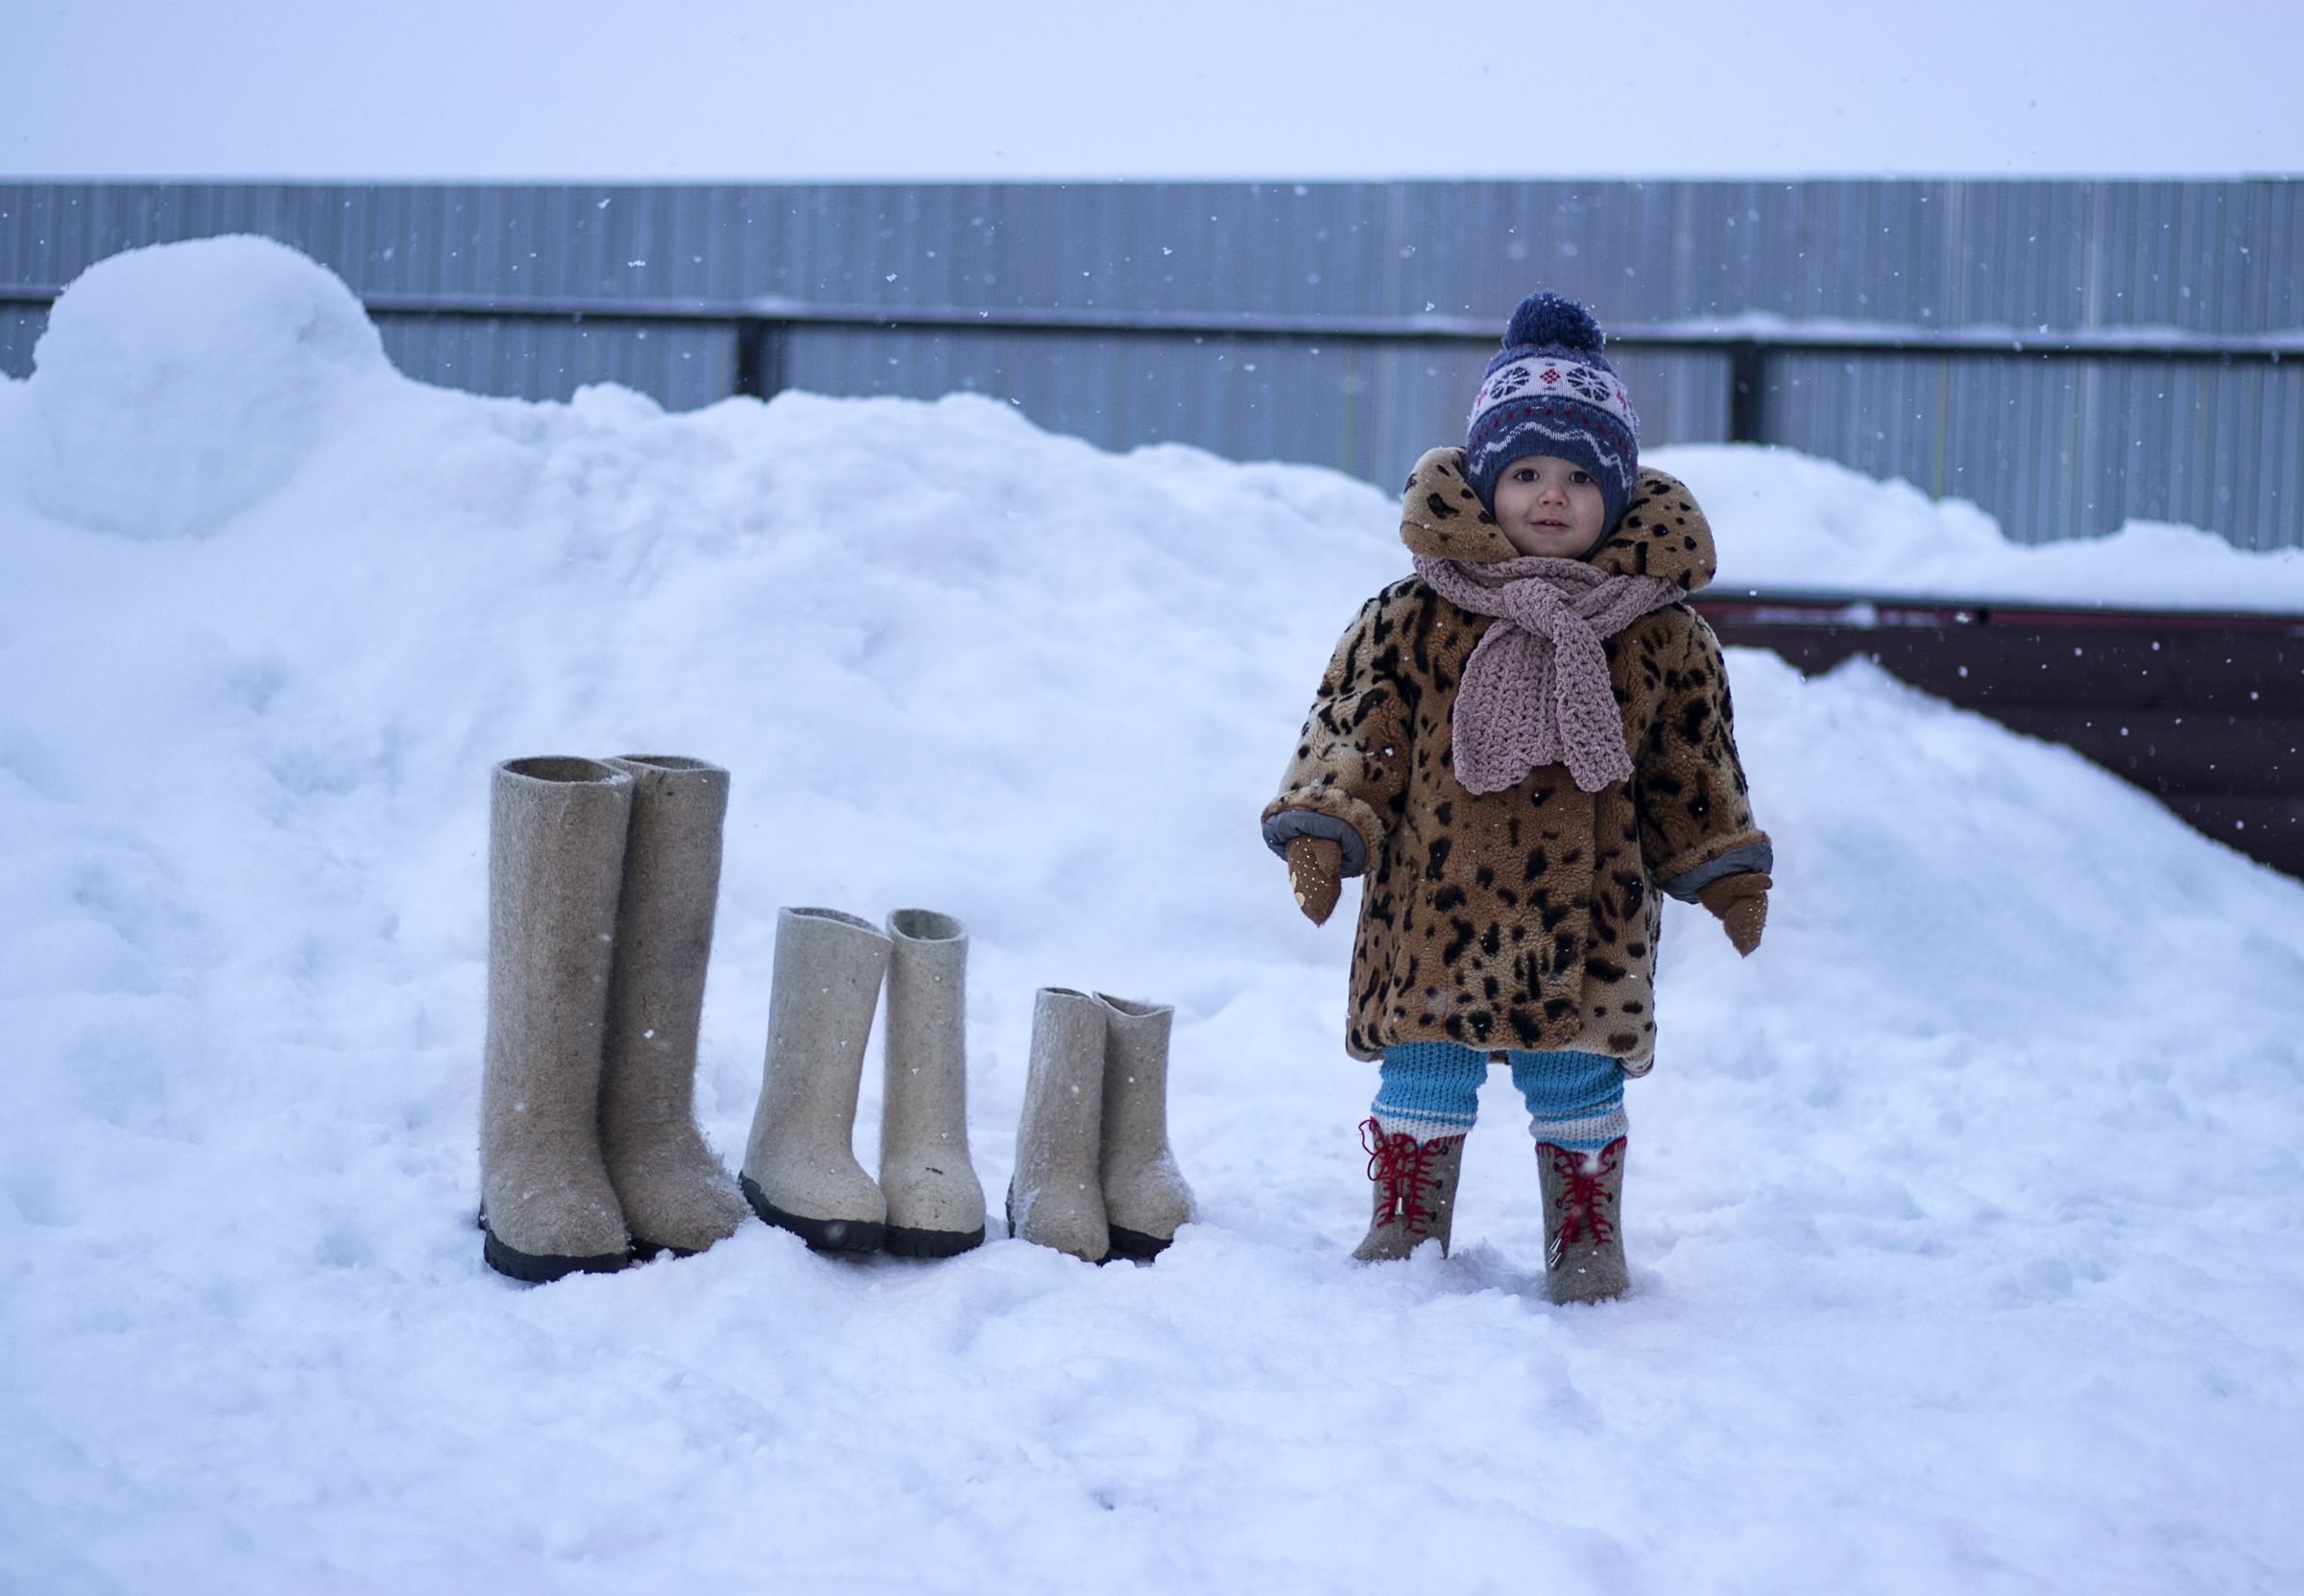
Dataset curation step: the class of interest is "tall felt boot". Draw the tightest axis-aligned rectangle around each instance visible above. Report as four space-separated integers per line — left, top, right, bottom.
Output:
596 756 748 1259
1095 993 1195 1261
1538 1137 1630 1303
1007 988 1109 1263
1352 1119 1467 1262
479 756 635 1283
740 907 890 1254
877 909 987 1258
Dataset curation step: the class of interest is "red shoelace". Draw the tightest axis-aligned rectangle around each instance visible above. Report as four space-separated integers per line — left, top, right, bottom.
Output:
1361 1117 1444 1230
1543 1137 1624 1248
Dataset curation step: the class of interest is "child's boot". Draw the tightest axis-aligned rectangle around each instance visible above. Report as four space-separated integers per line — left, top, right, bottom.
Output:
740 908 891 1253
1008 988 1110 1263
877 909 987 1257
595 756 749 1259
1094 993 1195 1261
1352 1118 1466 1261
479 757 635 1282
1538 1137 1629 1303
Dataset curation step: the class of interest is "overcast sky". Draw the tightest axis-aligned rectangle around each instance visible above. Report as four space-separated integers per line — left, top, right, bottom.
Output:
6 0 2300 181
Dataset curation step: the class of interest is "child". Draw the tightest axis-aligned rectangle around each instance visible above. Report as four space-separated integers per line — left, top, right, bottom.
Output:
1261 292 1772 1303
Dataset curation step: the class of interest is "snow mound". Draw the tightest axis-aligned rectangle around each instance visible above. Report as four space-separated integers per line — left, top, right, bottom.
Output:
3 240 2303 1594
1658 441 2304 610
22 234 393 540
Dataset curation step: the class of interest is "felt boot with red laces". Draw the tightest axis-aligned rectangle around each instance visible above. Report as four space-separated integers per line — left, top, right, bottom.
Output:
1352 1118 1467 1261
1538 1136 1629 1303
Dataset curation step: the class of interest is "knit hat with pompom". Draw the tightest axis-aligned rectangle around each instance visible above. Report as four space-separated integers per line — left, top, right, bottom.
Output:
1463 293 1642 533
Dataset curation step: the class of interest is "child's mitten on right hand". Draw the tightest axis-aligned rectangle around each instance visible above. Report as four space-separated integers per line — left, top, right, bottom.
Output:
1286 835 1343 926
1696 872 1770 957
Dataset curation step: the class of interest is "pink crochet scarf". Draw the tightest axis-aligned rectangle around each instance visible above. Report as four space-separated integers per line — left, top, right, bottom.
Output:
1412 555 1683 795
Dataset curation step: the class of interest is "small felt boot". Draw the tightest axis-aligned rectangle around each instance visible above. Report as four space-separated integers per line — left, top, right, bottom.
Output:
479 757 635 1283
1008 988 1110 1263
1538 1136 1630 1303
740 907 891 1253
877 909 987 1258
595 756 749 1259
1352 1118 1466 1262
1095 993 1194 1261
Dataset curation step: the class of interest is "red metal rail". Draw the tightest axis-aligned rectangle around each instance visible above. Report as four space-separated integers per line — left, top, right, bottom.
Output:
1693 593 2304 878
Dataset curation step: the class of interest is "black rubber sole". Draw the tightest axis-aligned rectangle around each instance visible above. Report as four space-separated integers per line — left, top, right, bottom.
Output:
627 1238 709 1264
479 1204 707 1280
884 1223 987 1259
740 1174 885 1254
482 1227 631 1284
1106 1225 1176 1263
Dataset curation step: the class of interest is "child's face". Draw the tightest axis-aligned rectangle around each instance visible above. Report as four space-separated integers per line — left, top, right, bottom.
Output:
1491 455 1608 559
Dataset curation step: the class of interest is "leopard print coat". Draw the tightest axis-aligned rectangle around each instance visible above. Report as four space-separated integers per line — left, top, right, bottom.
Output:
1262 447 1772 1071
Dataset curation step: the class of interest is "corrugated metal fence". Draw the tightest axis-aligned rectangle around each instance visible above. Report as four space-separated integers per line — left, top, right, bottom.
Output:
2 179 2297 548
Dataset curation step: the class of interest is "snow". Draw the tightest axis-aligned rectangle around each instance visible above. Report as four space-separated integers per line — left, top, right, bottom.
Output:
1666 442 2304 611
20 236 393 540
4 238 2302 1594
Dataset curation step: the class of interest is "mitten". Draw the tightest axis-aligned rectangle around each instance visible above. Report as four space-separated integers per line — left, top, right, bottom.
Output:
1285 835 1343 927
1696 871 1770 957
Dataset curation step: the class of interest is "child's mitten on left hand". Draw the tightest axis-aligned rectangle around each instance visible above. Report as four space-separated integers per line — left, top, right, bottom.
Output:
1696 872 1770 957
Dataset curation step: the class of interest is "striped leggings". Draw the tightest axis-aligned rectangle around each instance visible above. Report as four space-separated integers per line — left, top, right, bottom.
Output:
1373 1040 1627 1152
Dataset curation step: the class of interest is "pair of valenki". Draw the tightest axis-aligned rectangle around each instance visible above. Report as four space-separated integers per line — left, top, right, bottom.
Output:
476 755 1193 1283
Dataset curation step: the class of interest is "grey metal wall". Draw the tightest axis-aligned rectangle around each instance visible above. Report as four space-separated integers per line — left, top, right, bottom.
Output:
2 179 2295 547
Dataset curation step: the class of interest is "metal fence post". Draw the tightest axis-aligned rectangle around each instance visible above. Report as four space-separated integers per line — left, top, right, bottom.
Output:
1728 340 1767 444
733 316 787 401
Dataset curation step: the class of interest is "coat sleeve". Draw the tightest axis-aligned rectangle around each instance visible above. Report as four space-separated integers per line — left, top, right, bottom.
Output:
1633 610 1774 901
1259 585 1415 879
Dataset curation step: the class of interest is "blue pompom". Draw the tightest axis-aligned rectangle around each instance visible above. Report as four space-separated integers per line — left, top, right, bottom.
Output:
1502 292 1603 354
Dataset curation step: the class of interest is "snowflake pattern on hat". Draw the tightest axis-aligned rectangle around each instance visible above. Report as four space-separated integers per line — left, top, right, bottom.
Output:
1469 357 1639 441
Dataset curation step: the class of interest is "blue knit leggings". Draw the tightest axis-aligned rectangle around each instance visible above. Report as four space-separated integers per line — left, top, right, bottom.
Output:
1374 1040 1628 1152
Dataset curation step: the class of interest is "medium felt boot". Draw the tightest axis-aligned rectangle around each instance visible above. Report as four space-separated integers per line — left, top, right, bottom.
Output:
596 756 748 1259
877 909 987 1258
1008 987 1110 1263
1095 993 1194 1261
740 907 891 1254
1538 1137 1630 1303
479 756 635 1283
1352 1118 1466 1262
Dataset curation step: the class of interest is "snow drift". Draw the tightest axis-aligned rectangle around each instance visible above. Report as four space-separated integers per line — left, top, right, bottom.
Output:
3 239 2301 1595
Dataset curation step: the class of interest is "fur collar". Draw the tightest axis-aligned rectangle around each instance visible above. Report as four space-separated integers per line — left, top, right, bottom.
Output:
1397 446 1717 593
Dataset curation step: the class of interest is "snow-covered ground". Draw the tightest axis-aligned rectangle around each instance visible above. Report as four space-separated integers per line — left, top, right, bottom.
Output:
4 237 2302 1595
